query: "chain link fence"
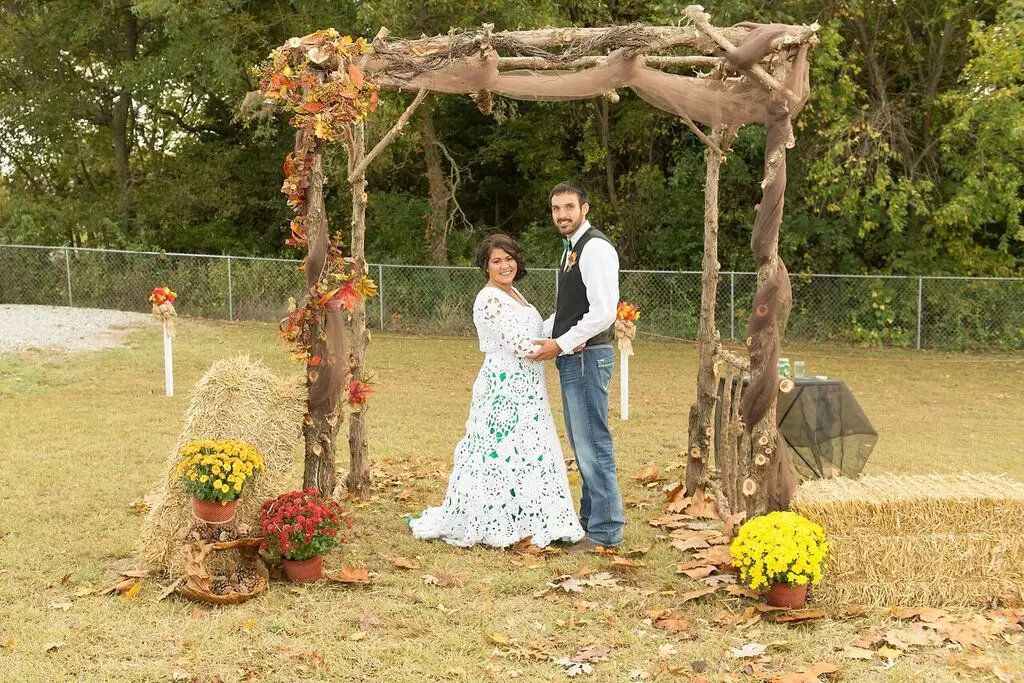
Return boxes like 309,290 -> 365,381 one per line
2,244 -> 1022,350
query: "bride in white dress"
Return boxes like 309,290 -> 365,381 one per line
410,235 -> 585,548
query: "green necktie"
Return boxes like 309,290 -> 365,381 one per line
561,237 -> 571,251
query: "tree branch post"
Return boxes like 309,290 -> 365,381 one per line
345,122 -> 372,498
685,126 -> 736,499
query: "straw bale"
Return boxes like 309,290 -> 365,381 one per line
137,355 -> 306,576
792,473 -> 1024,607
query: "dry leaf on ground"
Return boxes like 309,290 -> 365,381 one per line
653,610 -> 691,634
327,566 -> 371,584
391,557 -> 421,570
730,642 -> 767,658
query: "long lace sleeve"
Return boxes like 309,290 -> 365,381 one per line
475,293 -> 535,358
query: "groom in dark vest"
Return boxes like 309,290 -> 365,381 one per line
531,181 -> 626,552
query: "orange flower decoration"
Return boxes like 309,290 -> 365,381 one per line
347,379 -> 374,406
150,286 -> 177,305
616,302 -> 640,322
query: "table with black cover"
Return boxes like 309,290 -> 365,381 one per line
714,376 -> 877,479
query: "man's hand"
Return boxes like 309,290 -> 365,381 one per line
529,338 -> 561,361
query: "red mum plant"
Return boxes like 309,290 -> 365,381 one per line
260,489 -> 350,562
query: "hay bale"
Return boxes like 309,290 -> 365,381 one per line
138,355 -> 306,576
793,473 -> 1024,607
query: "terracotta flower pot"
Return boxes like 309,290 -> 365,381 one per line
192,497 -> 238,525
765,581 -> 809,609
282,555 -> 324,583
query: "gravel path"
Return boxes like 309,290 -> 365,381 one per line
0,304 -> 155,353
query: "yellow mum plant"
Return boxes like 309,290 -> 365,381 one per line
730,511 -> 829,590
176,439 -> 265,504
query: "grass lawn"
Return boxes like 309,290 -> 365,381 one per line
1,317 -> 1023,682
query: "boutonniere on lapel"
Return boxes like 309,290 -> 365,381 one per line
564,251 -> 578,272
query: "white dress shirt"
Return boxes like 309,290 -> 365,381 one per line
542,221 -> 620,353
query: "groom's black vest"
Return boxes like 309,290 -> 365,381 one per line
554,227 -> 616,347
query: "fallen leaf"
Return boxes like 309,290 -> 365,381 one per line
634,465 -> 663,484
702,574 -> 737,588
696,545 -> 733,566
647,514 -> 687,529
680,565 -> 715,580
392,557 -> 421,570
671,536 -> 710,552
49,602 -> 73,611
487,632 -> 512,646
121,581 -> 142,601
876,646 -> 902,660
422,571 -> 466,587
832,605 -> 868,620
684,486 -> 720,519
730,642 -> 767,658
157,577 -> 185,601
838,646 -> 875,660
571,645 -> 610,663
59,573 -> 71,585
725,585 -> 761,599
891,606 -> 946,622
679,587 -> 718,603
509,537 -> 543,555
327,565 -> 371,584
653,610 -> 691,633
623,547 -> 652,557
119,569 -> 151,579
347,631 -> 366,641
2,638 -> 13,649
723,512 -> 746,539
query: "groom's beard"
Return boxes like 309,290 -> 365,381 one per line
557,216 -> 584,236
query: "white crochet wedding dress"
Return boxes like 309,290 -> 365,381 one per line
410,287 -> 585,548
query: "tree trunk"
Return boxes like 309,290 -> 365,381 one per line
346,123 -> 373,498
685,128 -> 736,497
302,150 -> 344,495
593,97 -> 633,262
110,2 -> 138,191
419,96 -> 449,264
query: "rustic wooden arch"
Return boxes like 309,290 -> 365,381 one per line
257,6 -> 818,518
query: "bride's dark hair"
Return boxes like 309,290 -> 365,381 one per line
475,233 -> 527,281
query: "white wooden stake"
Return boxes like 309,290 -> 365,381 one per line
620,354 -> 629,420
163,323 -> 174,397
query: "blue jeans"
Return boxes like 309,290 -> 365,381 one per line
556,344 -> 625,547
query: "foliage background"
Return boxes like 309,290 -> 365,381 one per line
1,0 -> 1021,276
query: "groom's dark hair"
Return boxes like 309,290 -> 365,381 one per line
550,181 -> 588,206
475,233 -> 527,281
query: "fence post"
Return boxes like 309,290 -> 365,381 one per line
378,264 -> 385,331
64,247 -> 74,308
916,276 -> 923,350
729,272 -> 735,341
554,267 -> 559,300
226,256 -> 234,321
